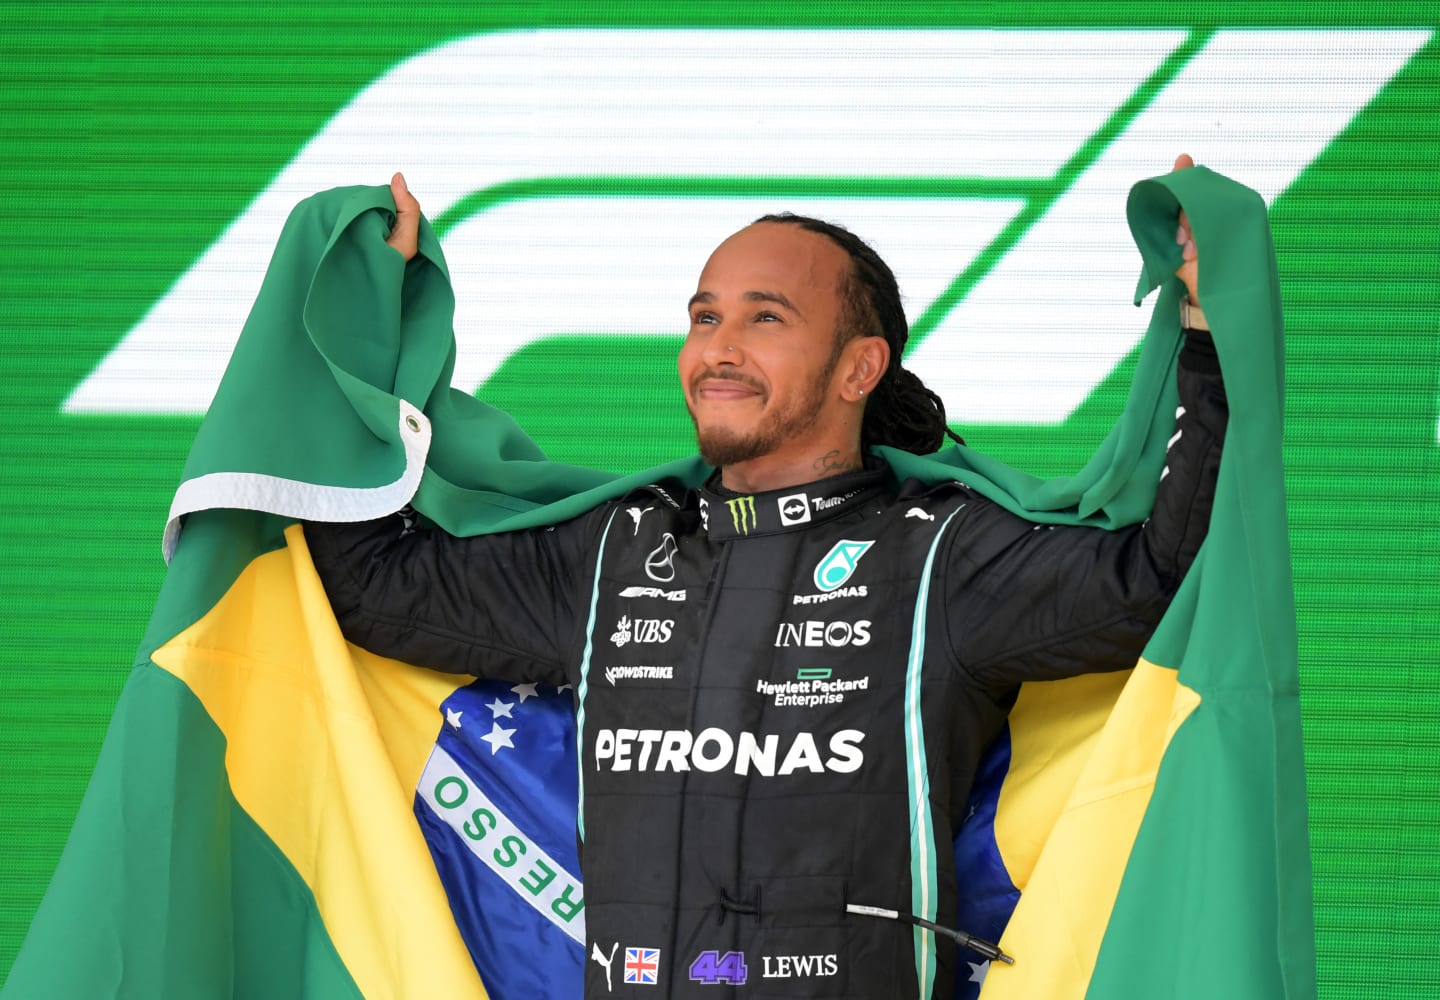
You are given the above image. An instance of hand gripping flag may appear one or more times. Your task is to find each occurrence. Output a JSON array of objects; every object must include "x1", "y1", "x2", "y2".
[{"x1": 4, "y1": 169, "x2": 1313, "y2": 999}]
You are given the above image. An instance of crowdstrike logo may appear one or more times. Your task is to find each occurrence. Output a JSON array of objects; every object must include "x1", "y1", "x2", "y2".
[
  {"x1": 64, "y1": 29, "x2": 1427, "y2": 424},
  {"x1": 726, "y1": 496, "x2": 757, "y2": 534},
  {"x1": 604, "y1": 665, "x2": 675, "y2": 686}
]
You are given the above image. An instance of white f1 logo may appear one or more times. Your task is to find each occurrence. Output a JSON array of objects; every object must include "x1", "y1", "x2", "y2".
[{"x1": 65, "y1": 29, "x2": 1430, "y2": 423}]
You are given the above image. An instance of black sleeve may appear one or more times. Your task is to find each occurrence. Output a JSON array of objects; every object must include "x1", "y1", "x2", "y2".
[
  {"x1": 303, "y1": 507, "x2": 605, "y2": 686},
  {"x1": 945, "y1": 330, "x2": 1227, "y2": 690}
]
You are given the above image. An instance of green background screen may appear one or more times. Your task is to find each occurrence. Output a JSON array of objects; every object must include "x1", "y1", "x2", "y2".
[{"x1": 2, "y1": 5, "x2": 1437, "y2": 997}]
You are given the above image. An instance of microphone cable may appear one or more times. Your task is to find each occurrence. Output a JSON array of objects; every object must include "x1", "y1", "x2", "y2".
[{"x1": 846, "y1": 903, "x2": 1014, "y2": 965}]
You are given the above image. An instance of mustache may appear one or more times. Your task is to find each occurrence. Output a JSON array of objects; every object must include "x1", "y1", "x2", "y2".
[{"x1": 690, "y1": 368, "x2": 767, "y2": 395}]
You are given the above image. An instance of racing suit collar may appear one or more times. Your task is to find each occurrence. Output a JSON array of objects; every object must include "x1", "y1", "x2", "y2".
[{"x1": 699, "y1": 459, "x2": 890, "y2": 541}]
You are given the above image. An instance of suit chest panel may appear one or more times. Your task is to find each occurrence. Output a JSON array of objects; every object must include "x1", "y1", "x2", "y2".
[{"x1": 580, "y1": 493, "x2": 970, "y2": 787}]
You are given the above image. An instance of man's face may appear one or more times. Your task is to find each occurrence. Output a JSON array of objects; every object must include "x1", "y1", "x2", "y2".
[{"x1": 679, "y1": 222, "x2": 852, "y2": 468}]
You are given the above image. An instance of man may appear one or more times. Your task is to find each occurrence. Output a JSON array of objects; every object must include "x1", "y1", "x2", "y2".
[{"x1": 307, "y1": 157, "x2": 1224, "y2": 999}]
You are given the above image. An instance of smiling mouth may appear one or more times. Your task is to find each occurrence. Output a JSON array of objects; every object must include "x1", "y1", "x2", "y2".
[
  {"x1": 692, "y1": 373, "x2": 765, "y2": 402},
  {"x1": 696, "y1": 382, "x2": 761, "y2": 400}
]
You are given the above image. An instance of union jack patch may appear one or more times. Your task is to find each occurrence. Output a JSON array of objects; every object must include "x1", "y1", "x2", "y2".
[{"x1": 624, "y1": 947, "x2": 660, "y2": 985}]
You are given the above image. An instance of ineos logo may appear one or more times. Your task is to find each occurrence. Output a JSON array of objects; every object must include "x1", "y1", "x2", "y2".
[{"x1": 774, "y1": 620, "x2": 872, "y2": 648}]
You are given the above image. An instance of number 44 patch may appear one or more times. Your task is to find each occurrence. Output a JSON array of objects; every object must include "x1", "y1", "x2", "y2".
[{"x1": 688, "y1": 950, "x2": 749, "y2": 986}]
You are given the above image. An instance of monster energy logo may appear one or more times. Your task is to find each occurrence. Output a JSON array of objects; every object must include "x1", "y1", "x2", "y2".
[{"x1": 726, "y1": 496, "x2": 757, "y2": 534}]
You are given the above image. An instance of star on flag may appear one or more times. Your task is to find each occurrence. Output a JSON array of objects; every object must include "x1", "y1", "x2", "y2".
[
  {"x1": 445, "y1": 707, "x2": 463, "y2": 729},
  {"x1": 510, "y1": 682, "x2": 539, "y2": 703},
  {"x1": 486, "y1": 698, "x2": 514, "y2": 719},
  {"x1": 479, "y1": 722, "x2": 517, "y2": 755}
]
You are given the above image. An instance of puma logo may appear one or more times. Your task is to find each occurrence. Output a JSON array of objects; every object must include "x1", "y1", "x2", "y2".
[
  {"x1": 591, "y1": 941, "x2": 620, "y2": 993},
  {"x1": 626, "y1": 505, "x2": 656, "y2": 535}
]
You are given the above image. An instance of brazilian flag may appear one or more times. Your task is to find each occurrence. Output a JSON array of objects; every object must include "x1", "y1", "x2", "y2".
[{"x1": 2, "y1": 167, "x2": 1313, "y2": 999}]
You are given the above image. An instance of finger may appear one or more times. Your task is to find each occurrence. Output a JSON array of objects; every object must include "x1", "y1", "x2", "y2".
[
  {"x1": 1175, "y1": 257, "x2": 1199, "y2": 306},
  {"x1": 1170, "y1": 157, "x2": 1198, "y2": 301},
  {"x1": 391, "y1": 171, "x2": 419, "y2": 213},
  {"x1": 1179, "y1": 205, "x2": 1197, "y2": 259},
  {"x1": 386, "y1": 171, "x2": 421, "y2": 261}
]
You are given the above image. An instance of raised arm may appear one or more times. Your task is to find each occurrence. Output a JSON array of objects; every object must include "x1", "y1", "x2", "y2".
[
  {"x1": 298, "y1": 172, "x2": 603, "y2": 686},
  {"x1": 946, "y1": 327, "x2": 1225, "y2": 690},
  {"x1": 305, "y1": 509, "x2": 603, "y2": 687}
]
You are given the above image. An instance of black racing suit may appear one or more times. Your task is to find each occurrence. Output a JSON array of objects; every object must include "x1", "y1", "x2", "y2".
[{"x1": 308, "y1": 333, "x2": 1225, "y2": 999}]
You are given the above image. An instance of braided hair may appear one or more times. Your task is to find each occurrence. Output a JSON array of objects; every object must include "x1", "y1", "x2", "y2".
[{"x1": 753, "y1": 213, "x2": 964, "y2": 454}]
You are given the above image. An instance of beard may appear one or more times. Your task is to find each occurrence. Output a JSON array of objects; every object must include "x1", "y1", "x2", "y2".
[{"x1": 687, "y1": 355, "x2": 839, "y2": 468}]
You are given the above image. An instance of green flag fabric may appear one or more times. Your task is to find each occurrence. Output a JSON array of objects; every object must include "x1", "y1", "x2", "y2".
[{"x1": 4, "y1": 167, "x2": 1313, "y2": 999}]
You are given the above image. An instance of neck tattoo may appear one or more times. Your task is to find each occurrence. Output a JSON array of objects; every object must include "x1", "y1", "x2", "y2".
[{"x1": 812, "y1": 449, "x2": 862, "y2": 479}]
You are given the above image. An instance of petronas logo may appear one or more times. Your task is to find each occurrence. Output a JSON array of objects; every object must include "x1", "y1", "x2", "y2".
[
  {"x1": 726, "y1": 496, "x2": 757, "y2": 534},
  {"x1": 814, "y1": 539, "x2": 874, "y2": 592}
]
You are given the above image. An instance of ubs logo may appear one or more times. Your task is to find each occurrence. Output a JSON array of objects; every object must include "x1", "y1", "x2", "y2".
[{"x1": 611, "y1": 615, "x2": 674, "y2": 647}]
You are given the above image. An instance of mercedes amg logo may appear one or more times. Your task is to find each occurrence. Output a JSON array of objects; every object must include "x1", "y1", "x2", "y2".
[{"x1": 644, "y1": 533, "x2": 678, "y2": 582}]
